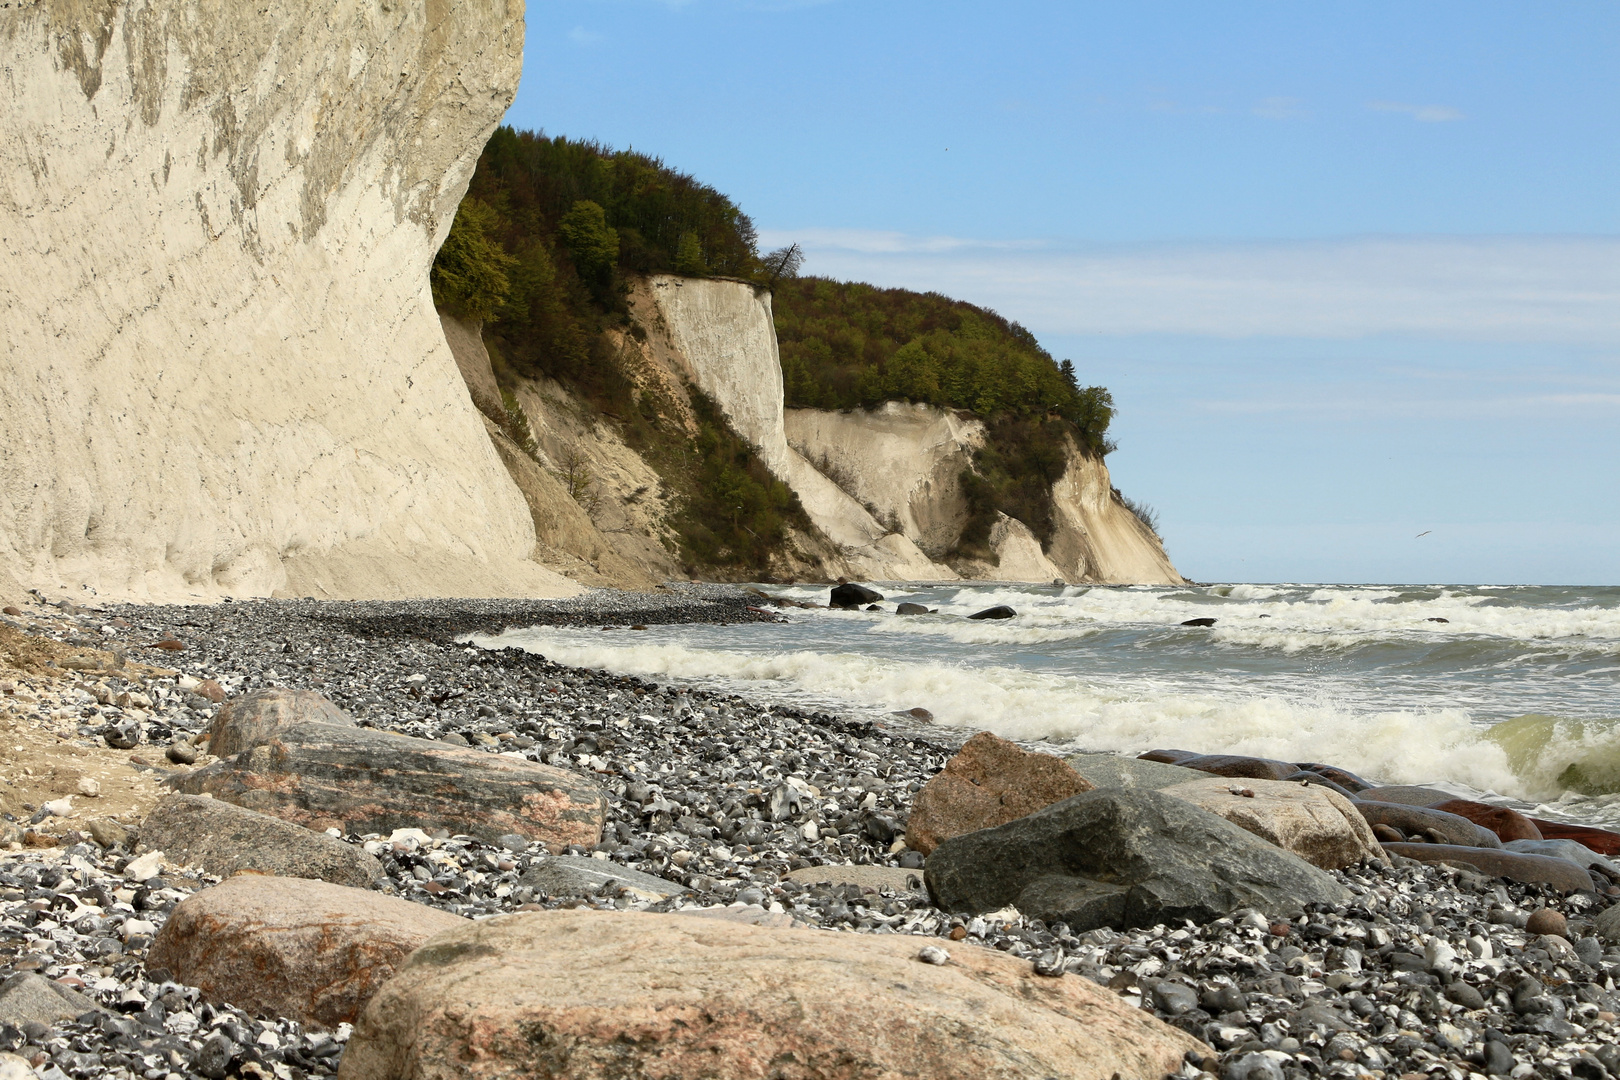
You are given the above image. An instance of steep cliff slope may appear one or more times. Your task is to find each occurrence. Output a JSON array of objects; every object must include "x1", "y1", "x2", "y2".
[
  {"x1": 0, "y1": 0, "x2": 574, "y2": 601},
  {"x1": 640, "y1": 276, "x2": 945, "y2": 581},
  {"x1": 783, "y1": 403, "x2": 983, "y2": 559},
  {"x1": 782, "y1": 402, "x2": 1184, "y2": 585},
  {"x1": 1048, "y1": 448, "x2": 1186, "y2": 585}
]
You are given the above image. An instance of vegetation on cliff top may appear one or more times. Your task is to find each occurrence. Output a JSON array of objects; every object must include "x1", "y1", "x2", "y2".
[{"x1": 432, "y1": 127, "x2": 1126, "y2": 566}]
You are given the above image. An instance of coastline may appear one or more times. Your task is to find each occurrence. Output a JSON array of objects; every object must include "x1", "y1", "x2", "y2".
[{"x1": 3, "y1": 587, "x2": 1619, "y2": 1079}]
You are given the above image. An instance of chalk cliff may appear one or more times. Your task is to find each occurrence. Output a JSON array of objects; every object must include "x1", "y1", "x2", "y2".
[
  {"x1": 0, "y1": 0, "x2": 576, "y2": 601},
  {"x1": 1048, "y1": 447, "x2": 1186, "y2": 585},
  {"x1": 640, "y1": 276, "x2": 945, "y2": 581},
  {"x1": 783, "y1": 401, "x2": 1185, "y2": 585}
]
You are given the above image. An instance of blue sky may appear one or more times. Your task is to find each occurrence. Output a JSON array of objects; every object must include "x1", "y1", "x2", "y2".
[{"x1": 507, "y1": 1, "x2": 1620, "y2": 584}]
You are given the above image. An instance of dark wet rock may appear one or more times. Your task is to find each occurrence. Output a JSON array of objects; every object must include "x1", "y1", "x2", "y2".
[
  {"x1": 1293, "y1": 762, "x2": 1373, "y2": 792},
  {"x1": 1431, "y1": 799, "x2": 1543, "y2": 842},
  {"x1": 519, "y1": 855, "x2": 688, "y2": 900},
  {"x1": 1278, "y1": 771, "x2": 1359, "y2": 800},
  {"x1": 1503, "y1": 838, "x2": 1618, "y2": 875},
  {"x1": 829, "y1": 583, "x2": 883, "y2": 609},
  {"x1": 1358, "y1": 785, "x2": 1454, "y2": 806},
  {"x1": 906, "y1": 732, "x2": 1093, "y2": 854},
  {"x1": 1138, "y1": 749, "x2": 1200, "y2": 765},
  {"x1": 138, "y1": 793, "x2": 387, "y2": 888},
  {"x1": 1180, "y1": 617, "x2": 1217, "y2": 627},
  {"x1": 925, "y1": 788, "x2": 1349, "y2": 931},
  {"x1": 1527, "y1": 817, "x2": 1620, "y2": 856},
  {"x1": 1175, "y1": 754, "x2": 1298, "y2": 782},
  {"x1": 966, "y1": 605, "x2": 1017, "y2": 620},
  {"x1": 1066, "y1": 752, "x2": 1207, "y2": 791},
  {"x1": 895, "y1": 602, "x2": 930, "y2": 615},
  {"x1": 172, "y1": 713, "x2": 608, "y2": 847},
  {"x1": 1352, "y1": 800, "x2": 1503, "y2": 849},
  {"x1": 1381, "y1": 843, "x2": 1594, "y2": 892}
]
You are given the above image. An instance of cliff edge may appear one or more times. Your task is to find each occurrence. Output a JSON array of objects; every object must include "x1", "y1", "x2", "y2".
[{"x1": 0, "y1": 0, "x2": 576, "y2": 601}]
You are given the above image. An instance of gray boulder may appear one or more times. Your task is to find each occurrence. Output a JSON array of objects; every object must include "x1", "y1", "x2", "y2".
[
  {"x1": 139, "y1": 794, "x2": 386, "y2": 889},
  {"x1": 1066, "y1": 752, "x2": 1207, "y2": 791},
  {"x1": 520, "y1": 856, "x2": 687, "y2": 900},
  {"x1": 0, "y1": 973, "x2": 105, "y2": 1027},
  {"x1": 925, "y1": 788, "x2": 1349, "y2": 932}
]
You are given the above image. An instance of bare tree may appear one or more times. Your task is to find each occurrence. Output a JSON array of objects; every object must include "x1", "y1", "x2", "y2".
[{"x1": 760, "y1": 243, "x2": 804, "y2": 290}]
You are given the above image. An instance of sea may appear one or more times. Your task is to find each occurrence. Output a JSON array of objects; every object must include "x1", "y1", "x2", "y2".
[{"x1": 475, "y1": 582, "x2": 1620, "y2": 828}]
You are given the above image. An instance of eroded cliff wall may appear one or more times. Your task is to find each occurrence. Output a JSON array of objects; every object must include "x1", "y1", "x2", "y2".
[
  {"x1": 1048, "y1": 447, "x2": 1186, "y2": 586},
  {"x1": 0, "y1": 0, "x2": 576, "y2": 601},
  {"x1": 640, "y1": 276, "x2": 943, "y2": 581}
]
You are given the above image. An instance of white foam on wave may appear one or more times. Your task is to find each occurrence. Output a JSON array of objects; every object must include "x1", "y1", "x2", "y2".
[
  {"x1": 476, "y1": 626, "x2": 1560, "y2": 800},
  {"x1": 770, "y1": 582, "x2": 1620, "y2": 653}
]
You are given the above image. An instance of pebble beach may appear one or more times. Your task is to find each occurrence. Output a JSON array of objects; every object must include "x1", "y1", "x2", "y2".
[{"x1": 4, "y1": 587, "x2": 1620, "y2": 1080}]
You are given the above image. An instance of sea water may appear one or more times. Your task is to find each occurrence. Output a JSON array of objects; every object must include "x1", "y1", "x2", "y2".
[{"x1": 475, "y1": 583, "x2": 1620, "y2": 826}]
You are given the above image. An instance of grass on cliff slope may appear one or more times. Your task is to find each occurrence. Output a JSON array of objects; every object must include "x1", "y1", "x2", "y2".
[{"x1": 432, "y1": 127, "x2": 1130, "y2": 568}]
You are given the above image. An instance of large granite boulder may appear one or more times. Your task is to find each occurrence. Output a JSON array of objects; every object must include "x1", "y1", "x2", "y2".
[
  {"x1": 1381, "y1": 844, "x2": 1594, "y2": 893},
  {"x1": 207, "y1": 688, "x2": 354, "y2": 758},
  {"x1": 906, "y1": 732, "x2": 1093, "y2": 855},
  {"x1": 1352, "y1": 800, "x2": 1502, "y2": 849},
  {"x1": 149, "y1": 874, "x2": 465, "y2": 1027},
  {"x1": 1161, "y1": 777, "x2": 1386, "y2": 870},
  {"x1": 174, "y1": 691, "x2": 606, "y2": 846},
  {"x1": 336, "y1": 910, "x2": 1206, "y2": 1080},
  {"x1": 925, "y1": 788, "x2": 1349, "y2": 932},
  {"x1": 139, "y1": 794, "x2": 386, "y2": 888}
]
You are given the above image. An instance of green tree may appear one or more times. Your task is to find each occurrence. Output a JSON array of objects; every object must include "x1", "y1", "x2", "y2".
[
  {"x1": 674, "y1": 231, "x2": 707, "y2": 276},
  {"x1": 430, "y1": 198, "x2": 516, "y2": 323},
  {"x1": 557, "y1": 200, "x2": 619, "y2": 278}
]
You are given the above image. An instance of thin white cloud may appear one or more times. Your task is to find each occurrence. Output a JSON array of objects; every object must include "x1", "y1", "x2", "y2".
[
  {"x1": 1368, "y1": 101, "x2": 1465, "y2": 122},
  {"x1": 1253, "y1": 96, "x2": 1309, "y2": 120},
  {"x1": 756, "y1": 230, "x2": 1620, "y2": 345},
  {"x1": 567, "y1": 26, "x2": 604, "y2": 45}
]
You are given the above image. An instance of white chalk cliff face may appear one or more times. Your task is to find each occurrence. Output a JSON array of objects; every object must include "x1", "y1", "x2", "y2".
[
  {"x1": 0, "y1": 0, "x2": 576, "y2": 602},
  {"x1": 642, "y1": 276, "x2": 944, "y2": 581},
  {"x1": 644, "y1": 276, "x2": 1184, "y2": 585},
  {"x1": 1048, "y1": 447, "x2": 1186, "y2": 586}
]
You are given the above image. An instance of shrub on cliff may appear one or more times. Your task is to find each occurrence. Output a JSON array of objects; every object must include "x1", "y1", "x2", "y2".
[{"x1": 430, "y1": 198, "x2": 515, "y2": 324}]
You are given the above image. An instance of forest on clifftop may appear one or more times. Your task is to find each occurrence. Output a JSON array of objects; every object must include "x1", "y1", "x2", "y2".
[{"x1": 431, "y1": 127, "x2": 1130, "y2": 566}]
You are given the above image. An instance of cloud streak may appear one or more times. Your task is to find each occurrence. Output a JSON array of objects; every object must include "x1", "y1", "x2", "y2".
[
  {"x1": 756, "y1": 230, "x2": 1620, "y2": 345},
  {"x1": 1368, "y1": 101, "x2": 1465, "y2": 122}
]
